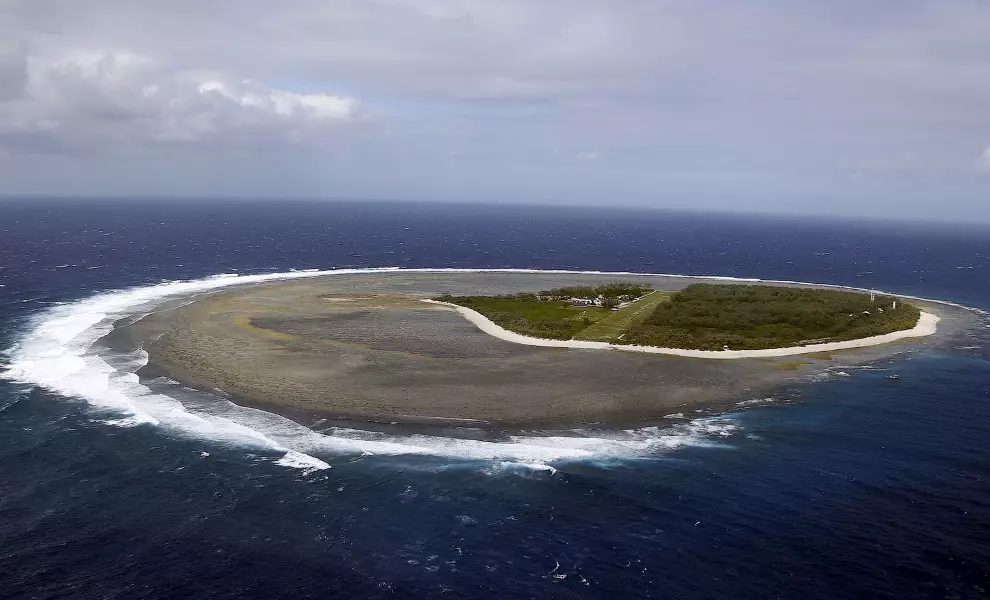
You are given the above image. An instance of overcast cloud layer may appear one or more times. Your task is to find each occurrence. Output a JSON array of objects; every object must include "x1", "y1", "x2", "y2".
[{"x1": 1, "y1": 0, "x2": 988, "y2": 220}]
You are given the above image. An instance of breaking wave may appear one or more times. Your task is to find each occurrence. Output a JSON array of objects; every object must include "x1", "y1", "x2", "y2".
[{"x1": 2, "y1": 267, "x2": 969, "y2": 472}]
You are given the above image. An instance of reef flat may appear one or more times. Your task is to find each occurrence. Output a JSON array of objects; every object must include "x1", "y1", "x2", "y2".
[{"x1": 126, "y1": 272, "x2": 964, "y2": 428}]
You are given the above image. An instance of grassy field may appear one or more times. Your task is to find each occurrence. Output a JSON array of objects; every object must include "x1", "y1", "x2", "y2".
[
  {"x1": 435, "y1": 288, "x2": 670, "y2": 342},
  {"x1": 434, "y1": 295, "x2": 610, "y2": 339},
  {"x1": 573, "y1": 291, "x2": 674, "y2": 342}
]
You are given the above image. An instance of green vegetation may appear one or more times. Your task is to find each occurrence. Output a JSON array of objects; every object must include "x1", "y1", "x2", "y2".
[
  {"x1": 435, "y1": 281, "x2": 653, "y2": 339},
  {"x1": 537, "y1": 282, "x2": 654, "y2": 301},
  {"x1": 437, "y1": 282, "x2": 921, "y2": 351},
  {"x1": 623, "y1": 284, "x2": 920, "y2": 350},
  {"x1": 573, "y1": 291, "x2": 674, "y2": 342},
  {"x1": 434, "y1": 295, "x2": 610, "y2": 339}
]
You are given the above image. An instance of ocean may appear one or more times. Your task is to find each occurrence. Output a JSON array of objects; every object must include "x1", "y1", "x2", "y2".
[{"x1": 1, "y1": 199, "x2": 988, "y2": 599}]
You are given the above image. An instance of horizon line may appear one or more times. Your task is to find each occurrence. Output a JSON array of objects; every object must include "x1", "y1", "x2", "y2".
[{"x1": 1, "y1": 194, "x2": 987, "y2": 228}]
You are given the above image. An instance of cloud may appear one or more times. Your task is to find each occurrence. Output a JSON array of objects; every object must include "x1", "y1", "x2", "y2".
[
  {"x1": 0, "y1": 48, "x2": 359, "y2": 152},
  {"x1": 979, "y1": 148, "x2": 990, "y2": 173},
  {"x1": 0, "y1": 0, "x2": 988, "y2": 219},
  {"x1": 0, "y1": 42, "x2": 29, "y2": 102},
  {"x1": 4, "y1": 0, "x2": 697, "y2": 104}
]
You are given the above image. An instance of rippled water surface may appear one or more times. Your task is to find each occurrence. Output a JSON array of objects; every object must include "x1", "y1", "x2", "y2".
[{"x1": 1, "y1": 199, "x2": 988, "y2": 599}]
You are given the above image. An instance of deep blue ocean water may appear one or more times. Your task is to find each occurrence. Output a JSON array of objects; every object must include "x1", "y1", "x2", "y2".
[{"x1": 1, "y1": 199, "x2": 989, "y2": 599}]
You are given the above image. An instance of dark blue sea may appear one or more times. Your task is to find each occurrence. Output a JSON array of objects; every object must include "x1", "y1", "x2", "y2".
[{"x1": 1, "y1": 199, "x2": 989, "y2": 599}]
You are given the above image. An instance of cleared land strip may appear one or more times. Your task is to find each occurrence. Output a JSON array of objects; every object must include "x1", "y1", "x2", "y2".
[{"x1": 573, "y1": 291, "x2": 673, "y2": 342}]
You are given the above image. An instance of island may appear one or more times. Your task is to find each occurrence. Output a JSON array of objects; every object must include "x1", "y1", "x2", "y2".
[
  {"x1": 124, "y1": 271, "x2": 952, "y2": 428},
  {"x1": 433, "y1": 282, "x2": 924, "y2": 351}
]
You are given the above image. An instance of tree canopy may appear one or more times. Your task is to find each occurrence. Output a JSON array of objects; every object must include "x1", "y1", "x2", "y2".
[
  {"x1": 436, "y1": 283, "x2": 920, "y2": 350},
  {"x1": 623, "y1": 284, "x2": 920, "y2": 350}
]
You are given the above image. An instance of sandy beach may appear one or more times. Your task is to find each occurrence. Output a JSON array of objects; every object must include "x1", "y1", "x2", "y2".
[
  {"x1": 423, "y1": 299, "x2": 940, "y2": 358},
  {"x1": 125, "y1": 272, "x2": 965, "y2": 428}
]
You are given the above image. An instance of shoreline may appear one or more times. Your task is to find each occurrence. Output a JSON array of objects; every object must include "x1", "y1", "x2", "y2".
[
  {"x1": 121, "y1": 271, "x2": 964, "y2": 428},
  {"x1": 422, "y1": 299, "x2": 940, "y2": 359},
  {"x1": 137, "y1": 357, "x2": 746, "y2": 433}
]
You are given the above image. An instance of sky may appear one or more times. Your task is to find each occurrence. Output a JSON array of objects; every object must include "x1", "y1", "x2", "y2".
[{"x1": 1, "y1": 0, "x2": 989, "y2": 221}]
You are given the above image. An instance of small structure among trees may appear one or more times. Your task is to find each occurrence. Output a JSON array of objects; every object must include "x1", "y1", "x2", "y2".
[{"x1": 541, "y1": 282, "x2": 652, "y2": 310}]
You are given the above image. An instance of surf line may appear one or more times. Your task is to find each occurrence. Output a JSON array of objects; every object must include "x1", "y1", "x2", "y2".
[
  {"x1": 0, "y1": 271, "x2": 740, "y2": 467},
  {"x1": 0, "y1": 266, "x2": 962, "y2": 470},
  {"x1": 422, "y1": 300, "x2": 939, "y2": 359}
]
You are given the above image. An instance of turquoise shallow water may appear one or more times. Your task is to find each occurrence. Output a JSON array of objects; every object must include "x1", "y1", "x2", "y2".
[{"x1": 1, "y1": 200, "x2": 988, "y2": 599}]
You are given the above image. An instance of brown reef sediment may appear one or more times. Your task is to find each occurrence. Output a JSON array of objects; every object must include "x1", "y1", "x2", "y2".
[{"x1": 125, "y1": 272, "x2": 962, "y2": 429}]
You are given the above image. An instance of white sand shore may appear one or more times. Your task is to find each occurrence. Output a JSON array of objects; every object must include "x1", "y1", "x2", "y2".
[{"x1": 422, "y1": 300, "x2": 940, "y2": 359}]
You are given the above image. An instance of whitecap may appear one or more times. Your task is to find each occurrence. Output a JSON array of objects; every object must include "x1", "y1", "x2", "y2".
[
  {"x1": 7, "y1": 267, "x2": 970, "y2": 469},
  {"x1": 275, "y1": 450, "x2": 331, "y2": 474},
  {"x1": 485, "y1": 461, "x2": 558, "y2": 477}
]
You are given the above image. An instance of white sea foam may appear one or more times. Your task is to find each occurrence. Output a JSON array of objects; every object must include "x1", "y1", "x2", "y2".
[
  {"x1": 3, "y1": 267, "x2": 971, "y2": 471},
  {"x1": 482, "y1": 462, "x2": 559, "y2": 478},
  {"x1": 515, "y1": 463, "x2": 558, "y2": 474},
  {"x1": 735, "y1": 397, "x2": 777, "y2": 407},
  {"x1": 275, "y1": 450, "x2": 332, "y2": 474}
]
